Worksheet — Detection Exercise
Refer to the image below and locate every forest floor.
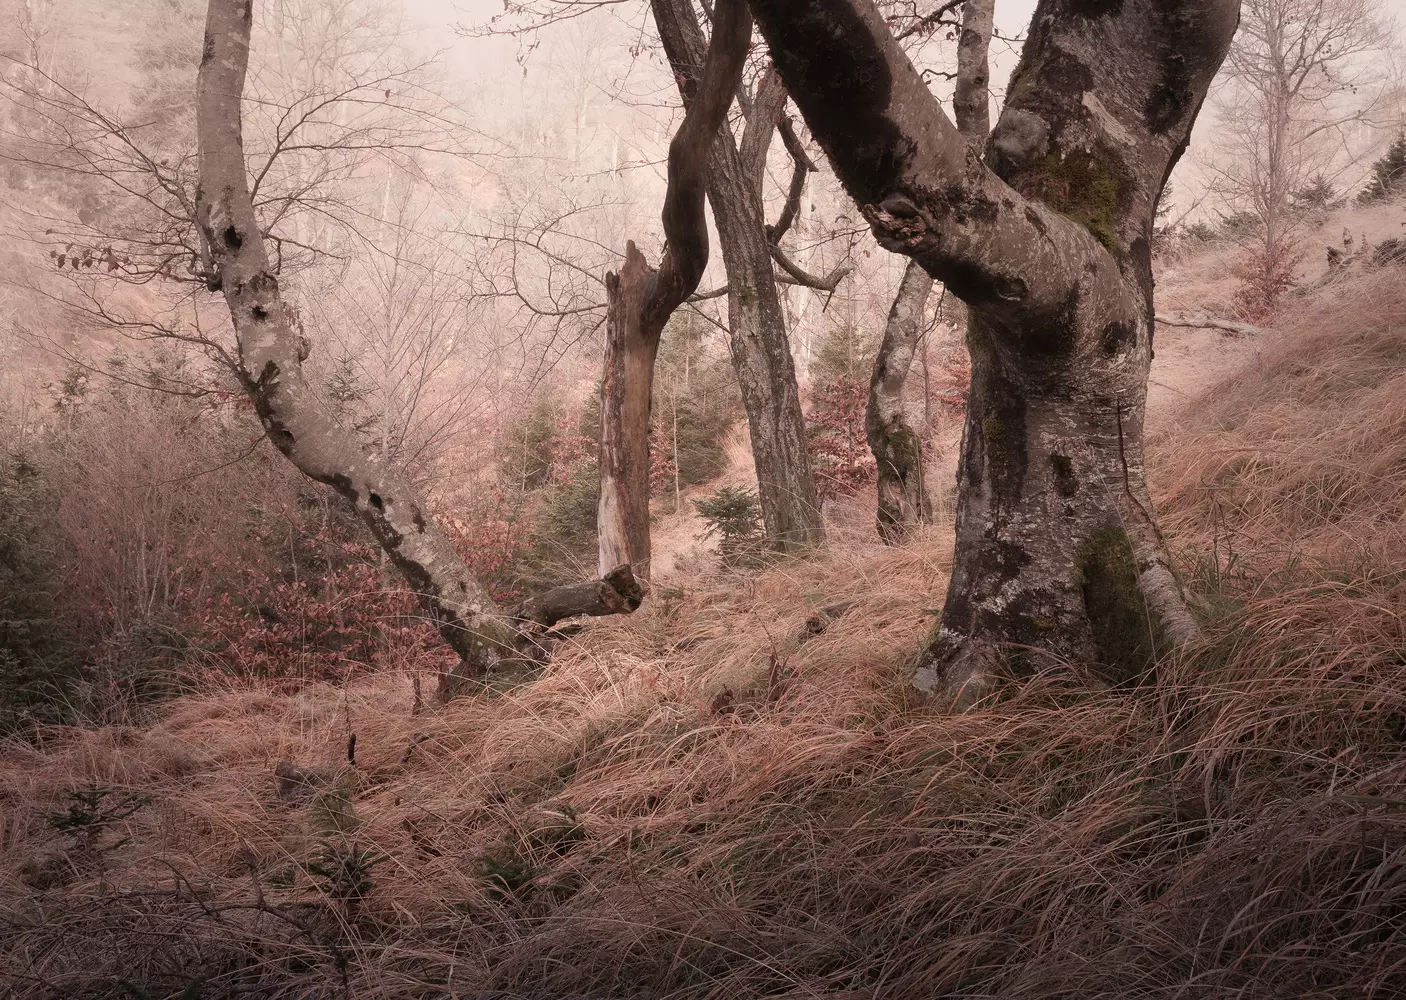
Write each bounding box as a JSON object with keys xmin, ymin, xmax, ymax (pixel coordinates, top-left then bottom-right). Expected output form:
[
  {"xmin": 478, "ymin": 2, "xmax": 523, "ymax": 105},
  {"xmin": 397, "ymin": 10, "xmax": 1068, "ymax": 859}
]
[{"xmin": 3, "ymin": 217, "xmax": 1406, "ymax": 998}]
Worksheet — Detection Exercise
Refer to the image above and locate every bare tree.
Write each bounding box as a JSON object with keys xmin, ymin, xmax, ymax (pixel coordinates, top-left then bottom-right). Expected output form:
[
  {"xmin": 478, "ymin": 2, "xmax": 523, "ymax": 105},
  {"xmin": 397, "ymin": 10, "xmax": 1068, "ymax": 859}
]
[
  {"xmin": 195, "ymin": 0, "xmax": 750, "ymax": 693},
  {"xmin": 1212, "ymin": 0, "xmax": 1389, "ymax": 315},
  {"xmin": 867, "ymin": 0, "xmax": 993, "ymax": 543},
  {"xmin": 311, "ymin": 184, "xmax": 493, "ymax": 489},
  {"xmin": 749, "ymin": 0, "xmax": 1238, "ymax": 705},
  {"xmin": 466, "ymin": 2, "xmax": 974, "ymax": 555},
  {"xmin": 650, "ymin": 0, "xmax": 830, "ymax": 553}
]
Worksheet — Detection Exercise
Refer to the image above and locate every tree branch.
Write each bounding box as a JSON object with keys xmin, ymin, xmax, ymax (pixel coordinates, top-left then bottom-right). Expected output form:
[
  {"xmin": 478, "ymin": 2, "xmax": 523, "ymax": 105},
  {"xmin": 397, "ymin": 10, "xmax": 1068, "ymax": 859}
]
[
  {"xmin": 1155, "ymin": 312, "xmax": 1269, "ymax": 337},
  {"xmin": 765, "ymin": 115, "xmax": 815, "ymax": 246},
  {"xmin": 746, "ymin": 0, "xmax": 1117, "ymax": 328},
  {"xmin": 952, "ymin": 0, "xmax": 993, "ymax": 143},
  {"xmin": 739, "ymin": 63, "xmax": 787, "ymax": 190},
  {"xmin": 768, "ymin": 243, "xmax": 850, "ymax": 291},
  {"xmin": 646, "ymin": 0, "xmax": 754, "ymax": 327}
]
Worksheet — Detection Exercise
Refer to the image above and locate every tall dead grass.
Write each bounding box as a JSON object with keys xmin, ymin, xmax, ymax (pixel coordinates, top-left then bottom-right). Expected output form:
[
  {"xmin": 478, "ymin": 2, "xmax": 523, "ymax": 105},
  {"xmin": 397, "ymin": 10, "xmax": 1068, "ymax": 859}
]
[{"xmin": 2, "ymin": 275, "xmax": 1405, "ymax": 998}]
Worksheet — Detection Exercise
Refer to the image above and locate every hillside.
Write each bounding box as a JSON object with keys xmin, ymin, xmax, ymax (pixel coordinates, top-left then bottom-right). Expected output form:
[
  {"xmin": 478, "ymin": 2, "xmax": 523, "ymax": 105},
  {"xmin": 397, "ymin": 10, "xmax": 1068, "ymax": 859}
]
[{"xmin": 1, "ymin": 235, "xmax": 1404, "ymax": 998}]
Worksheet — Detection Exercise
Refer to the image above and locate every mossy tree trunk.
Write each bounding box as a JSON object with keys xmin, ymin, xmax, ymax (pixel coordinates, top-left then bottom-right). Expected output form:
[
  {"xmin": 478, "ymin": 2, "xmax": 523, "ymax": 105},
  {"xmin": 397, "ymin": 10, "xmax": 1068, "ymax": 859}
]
[
  {"xmin": 749, "ymin": 0, "xmax": 1237, "ymax": 704},
  {"xmin": 867, "ymin": 259, "xmax": 934, "ymax": 543},
  {"xmin": 653, "ymin": 0, "xmax": 826, "ymax": 554},
  {"xmin": 866, "ymin": 0, "xmax": 993, "ymax": 544}
]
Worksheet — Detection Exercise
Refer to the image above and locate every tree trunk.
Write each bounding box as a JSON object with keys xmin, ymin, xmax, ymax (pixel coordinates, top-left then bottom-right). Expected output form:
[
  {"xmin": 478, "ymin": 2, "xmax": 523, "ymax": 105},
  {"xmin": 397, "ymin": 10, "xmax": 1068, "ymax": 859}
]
[
  {"xmin": 867, "ymin": 259, "xmax": 933, "ymax": 543},
  {"xmin": 709, "ymin": 146, "xmax": 825, "ymax": 551},
  {"xmin": 748, "ymin": 0, "xmax": 1238, "ymax": 704},
  {"xmin": 196, "ymin": 0, "xmax": 748, "ymax": 698},
  {"xmin": 197, "ymin": 0, "xmax": 517, "ymax": 682},
  {"xmin": 653, "ymin": 0, "xmax": 825, "ymax": 554},
  {"xmin": 865, "ymin": 0, "xmax": 993, "ymax": 544},
  {"xmin": 597, "ymin": 0, "xmax": 755, "ymax": 584},
  {"xmin": 597, "ymin": 244, "xmax": 658, "ymax": 582},
  {"xmin": 952, "ymin": 0, "xmax": 994, "ymax": 141}
]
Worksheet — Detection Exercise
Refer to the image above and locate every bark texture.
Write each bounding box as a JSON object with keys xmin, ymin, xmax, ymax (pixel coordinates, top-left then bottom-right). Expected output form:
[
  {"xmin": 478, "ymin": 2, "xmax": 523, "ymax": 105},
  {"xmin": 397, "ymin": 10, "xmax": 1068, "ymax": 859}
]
[
  {"xmin": 952, "ymin": 0, "xmax": 995, "ymax": 140},
  {"xmin": 750, "ymin": 0, "xmax": 1238, "ymax": 704},
  {"xmin": 599, "ymin": 0, "xmax": 754, "ymax": 583},
  {"xmin": 196, "ymin": 0, "xmax": 641, "ymax": 700},
  {"xmin": 654, "ymin": 0, "xmax": 825, "ymax": 553}
]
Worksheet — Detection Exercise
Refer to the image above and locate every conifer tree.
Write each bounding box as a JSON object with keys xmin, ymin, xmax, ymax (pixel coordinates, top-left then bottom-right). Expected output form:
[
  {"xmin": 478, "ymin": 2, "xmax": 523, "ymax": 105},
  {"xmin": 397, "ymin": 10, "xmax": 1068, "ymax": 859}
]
[{"xmin": 1359, "ymin": 131, "xmax": 1406, "ymax": 203}]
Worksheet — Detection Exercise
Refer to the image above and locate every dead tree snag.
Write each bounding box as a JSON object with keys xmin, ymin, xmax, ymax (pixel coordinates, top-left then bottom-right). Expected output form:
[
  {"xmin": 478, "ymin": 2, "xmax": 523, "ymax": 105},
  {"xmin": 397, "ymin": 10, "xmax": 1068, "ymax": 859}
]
[{"xmin": 598, "ymin": 0, "xmax": 754, "ymax": 584}]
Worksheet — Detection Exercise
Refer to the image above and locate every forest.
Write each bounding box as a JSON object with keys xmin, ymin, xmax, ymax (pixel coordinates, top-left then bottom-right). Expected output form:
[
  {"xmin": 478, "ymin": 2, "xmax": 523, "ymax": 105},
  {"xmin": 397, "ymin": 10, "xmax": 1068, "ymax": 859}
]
[{"xmin": 1, "ymin": 0, "xmax": 1406, "ymax": 996}]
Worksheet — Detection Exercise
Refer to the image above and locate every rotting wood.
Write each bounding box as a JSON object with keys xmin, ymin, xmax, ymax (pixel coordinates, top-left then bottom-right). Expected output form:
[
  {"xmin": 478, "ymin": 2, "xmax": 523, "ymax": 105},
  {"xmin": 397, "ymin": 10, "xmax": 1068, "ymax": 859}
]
[{"xmin": 598, "ymin": 0, "xmax": 755, "ymax": 583}]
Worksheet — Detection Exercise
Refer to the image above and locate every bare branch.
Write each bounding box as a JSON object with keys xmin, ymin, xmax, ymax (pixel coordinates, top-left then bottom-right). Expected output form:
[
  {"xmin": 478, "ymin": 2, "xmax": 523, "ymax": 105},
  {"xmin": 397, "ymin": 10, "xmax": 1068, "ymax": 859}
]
[{"xmin": 1155, "ymin": 312, "xmax": 1270, "ymax": 337}]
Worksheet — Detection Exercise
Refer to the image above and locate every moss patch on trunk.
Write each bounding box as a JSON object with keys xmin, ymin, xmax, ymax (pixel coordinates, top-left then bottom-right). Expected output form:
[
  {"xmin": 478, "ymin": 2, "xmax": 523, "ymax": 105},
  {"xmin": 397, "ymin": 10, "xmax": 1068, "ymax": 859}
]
[{"xmin": 1077, "ymin": 525, "xmax": 1165, "ymax": 683}]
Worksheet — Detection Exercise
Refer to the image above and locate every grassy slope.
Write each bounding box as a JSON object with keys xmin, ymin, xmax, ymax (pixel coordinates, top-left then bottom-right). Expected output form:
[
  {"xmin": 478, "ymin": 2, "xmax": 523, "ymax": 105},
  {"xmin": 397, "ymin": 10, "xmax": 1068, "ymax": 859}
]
[{"xmin": 2, "ymin": 270, "xmax": 1405, "ymax": 998}]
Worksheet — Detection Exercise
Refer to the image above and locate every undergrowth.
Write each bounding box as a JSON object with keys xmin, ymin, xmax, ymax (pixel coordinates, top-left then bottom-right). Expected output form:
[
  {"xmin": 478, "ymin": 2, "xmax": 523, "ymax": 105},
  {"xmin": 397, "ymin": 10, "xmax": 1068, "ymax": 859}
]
[{"xmin": 1, "ymin": 274, "xmax": 1405, "ymax": 997}]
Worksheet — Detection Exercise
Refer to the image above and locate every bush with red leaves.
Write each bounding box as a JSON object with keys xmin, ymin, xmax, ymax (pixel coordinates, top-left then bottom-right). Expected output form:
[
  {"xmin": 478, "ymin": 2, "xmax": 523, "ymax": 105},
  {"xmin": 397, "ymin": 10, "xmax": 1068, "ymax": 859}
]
[{"xmin": 807, "ymin": 373, "xmax": 876, "ymax": 501}]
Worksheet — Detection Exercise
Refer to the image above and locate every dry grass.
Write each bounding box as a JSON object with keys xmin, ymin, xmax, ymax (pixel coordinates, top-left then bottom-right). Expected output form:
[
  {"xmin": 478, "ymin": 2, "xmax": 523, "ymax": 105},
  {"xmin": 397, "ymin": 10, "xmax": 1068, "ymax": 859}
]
[
  {"xmin": 1152, "ymin": 269, "xmax": 1406, "ymax": 572},
  {"xmin": 3, "ymin": 275, "xmax": 1406, "ymax": 999}
]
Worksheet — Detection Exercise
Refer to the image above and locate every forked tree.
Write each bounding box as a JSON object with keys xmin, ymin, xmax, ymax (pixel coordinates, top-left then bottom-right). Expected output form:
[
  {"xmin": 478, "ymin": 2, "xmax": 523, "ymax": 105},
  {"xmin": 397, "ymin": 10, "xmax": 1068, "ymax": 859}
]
[
  {"xmin": 196, "ymin": 0, "xmax": 750, "ymax": 694},
  {"xmin": 471, "ymin": 1, "xmax": 966, "ymax": 557},
  {"xmin": 747, "ymin": 0, "xmax": 1240, "ymax": 703},
  {"xmin": 597, "ymin": 0, "xmax": 756, "ymax": 583}
]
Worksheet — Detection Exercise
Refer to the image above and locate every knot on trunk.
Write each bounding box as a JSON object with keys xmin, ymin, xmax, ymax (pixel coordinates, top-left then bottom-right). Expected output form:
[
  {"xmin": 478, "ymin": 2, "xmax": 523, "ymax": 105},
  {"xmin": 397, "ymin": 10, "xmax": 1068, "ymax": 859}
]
[{"xmin": 862, "ymin": 195, "xmax": 937, "ymax": 256}]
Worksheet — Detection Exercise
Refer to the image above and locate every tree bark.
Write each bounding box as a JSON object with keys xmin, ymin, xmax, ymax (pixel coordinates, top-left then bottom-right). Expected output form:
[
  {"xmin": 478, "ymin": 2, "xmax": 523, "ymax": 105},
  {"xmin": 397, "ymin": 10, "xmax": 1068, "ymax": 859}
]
[
  {"xmin": 599, "ymin": 0, "xmax": 754, "ymax": 584},
  {"xmin": 196, "ymin": 0, "xmax": 643, "ymax": 700},
  {"xmin": 952, "ymin": 0, "xmax": 995, "ymax": 141},
  {"xmin": 865, "ymin": 0, "xmax": 993, "ymax": 544},
  {"xmin": 654, "ymin": 0, "xmax": 826, "ymax": 554},
  {"xmin": 868, "ymin": 259, "xmax": 934, "ymax": 542},
  {"xmin": 749, "ymin": 0, "xmax": 1238, "ymax": 704}
]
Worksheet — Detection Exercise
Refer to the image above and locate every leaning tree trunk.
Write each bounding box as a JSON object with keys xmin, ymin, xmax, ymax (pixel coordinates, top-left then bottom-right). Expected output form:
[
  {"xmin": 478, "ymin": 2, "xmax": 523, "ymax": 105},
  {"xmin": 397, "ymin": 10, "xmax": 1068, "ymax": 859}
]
[
  {"xmin": 653, "ymin": 0, "xmax": 825, "ymax": 554},
  {"xmin": 748, "ymin": 0, "xmax": 1237, "ymax": 705},
  {"xmin": 866, "ymin": 0, "xmax": 992, "ymax": 544},
  {"xmin": 598, "ymin": 0, "xmax": 755, "ymax": 584},
  {"xmin": 195, "ymin": 0, "xmax": 748, "ymax": 698},
  {"xmin": 197, "ymin": 0, "xmax": 521, "ymax": 685}
]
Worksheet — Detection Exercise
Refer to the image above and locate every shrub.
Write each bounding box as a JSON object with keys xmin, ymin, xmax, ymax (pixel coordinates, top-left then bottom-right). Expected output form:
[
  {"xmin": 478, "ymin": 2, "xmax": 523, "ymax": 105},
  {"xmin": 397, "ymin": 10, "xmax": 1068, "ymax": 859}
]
[
  {"xmin": 806, "ymin": 372, "xmax": 874, "ymax": 501},
  {"xmin": 0, "ymin": 450, "xmax": 79, "ymax": 733},
  {"xmin": 1291, "ymin": 173, "xmax": 1339, "ymax": 211},
  {"xmin": 1230, "ymin": 234, "xmax": 1305, "ymax": 322},
  {"xmin": 1357, "ymin": 130, "xmax": 1406, "ymax": 204},
  {"xmin": 692, "ymin": 486, "xmax": 763, "ymax": 567},
  {"xmin": 806, "ymin": 321, "xmax": 879, "ymax": 501}
]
